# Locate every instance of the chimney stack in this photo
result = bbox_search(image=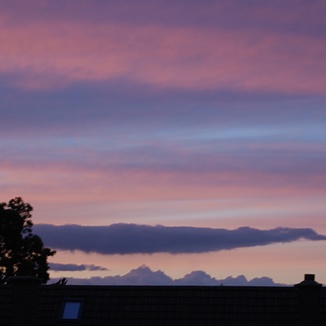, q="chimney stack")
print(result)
[295,274,322,326]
